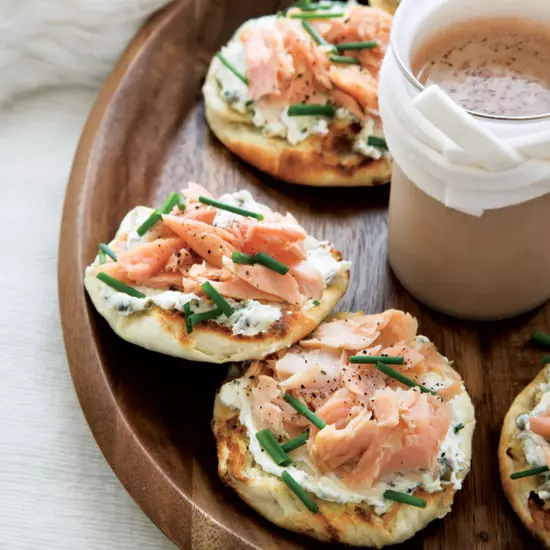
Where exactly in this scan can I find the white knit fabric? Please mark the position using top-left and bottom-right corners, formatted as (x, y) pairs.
(0, 1), (177, 548)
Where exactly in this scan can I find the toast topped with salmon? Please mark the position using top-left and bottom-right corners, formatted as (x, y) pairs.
(84, 183), (350, 363)
(499, 366), (550, 548)
(213, 310), (475, 546)
(203, 1), (393, 187)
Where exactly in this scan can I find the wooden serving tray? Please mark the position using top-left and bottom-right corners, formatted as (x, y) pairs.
(58, 1), (549, 548)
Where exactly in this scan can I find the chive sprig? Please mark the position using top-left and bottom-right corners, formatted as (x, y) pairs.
(198, 195), (264, 220)
(287, 104), (336, 117)
(201, 281), (234, 317)
(284, 393), (326, 430)
(367, 135), (388, 150)
(291, 11), (345, 19)
(187, 307), (224, 326)
(510, 465), (549, 480)
(99, 243), (117, 262)
(384, 490), (427, 508)
(301, 20), (336, 51)
(231, 251), (289, 276)
(281, 471), (318, 513)
(335, 41), (378, 51)
(281, 432), (309, 453)
(375, 362), (441, 398)
(256, 430), (291, 466)
(96, 273), (146, 299)
(136, 210), (163, 237)
(532, 330), (550, 347)
(350, 355), (405, 365)
(160, 192), (184, 214)
(215, 52), (249, 85)
(329, 55), (360, 65)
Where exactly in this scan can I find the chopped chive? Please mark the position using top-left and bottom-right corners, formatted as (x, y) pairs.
(375, 362), (441, 398)
(136, 210), (163, 237)
(288, 104), (336, 117)
(231, 251), (258, 265)
(532, 331), (550, 347)
(510, 465), (549, 480)
(159, 192), (182, 214)
(453, 423), (465, 434)
(256, 430), (291, 466)
(99, 243), (117, 262)
(299, 2), (334, 10)
(302, 20), (336, 51)
(312, 300), (321, 306)
(281, 432), (309, 453)
(384, 490), (426, 508)
(291, 11), (345, 19)
(367, 135), (388, 150)
(201, 281), (234, 317)
(281, 471), (318, 513)
(215, 52), (249, 85)
(335, 41), (378, 51)
(329, 55), (360, 65)
(254, 252), (289, 275)
(542, 356), (550, 364)
(350, 355), (405, 365)
(188, 307), (224, 326)
(183, 301), (193, 334)
(98, 248), (107, 264)
(284, 393), (326, 430)
(198, 196), (264, 220)
(96, 273), (146, 299)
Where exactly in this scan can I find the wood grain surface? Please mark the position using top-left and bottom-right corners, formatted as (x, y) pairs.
(59, 1), (550, 548)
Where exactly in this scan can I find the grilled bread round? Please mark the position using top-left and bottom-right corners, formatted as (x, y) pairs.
(84, 207), (349, 364)
(202, 26), (392, 188)
(499, 367), (550, 549)
(212, 316), (475, 546)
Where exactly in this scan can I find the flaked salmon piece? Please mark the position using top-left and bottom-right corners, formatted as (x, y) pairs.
(341, 363), (386, 404)
(437, 381), (463, 401)
(329, 65), (380, 115)
(95, 262), (134, 285)
(223, 257), (303, 305)
(530, 416), (550, 440)
(302, 310), (415, 350)
(380, 396), (452, 477)
(330, 89), (365, 119)
(181, 204), (217, 224)
(289, 261), (324, 301)
(252, 375), (284, 434)
(240, 24), (293, 100)
(117, 238), (185, 284)
(95, 262), (185, 290)
(375, 310), (418, 348)
(371, 387), (400, 427)
(163, 216), (235, 268)
(237, 221), (308, 265)
(400, 391), (431, 429)
(210, 277), (283, 302)
(187, 262), (232, 282)
(277, 18), (332, 95)
(415, 339), (457, 377)
(278, 348), (344, 392)
(315, 388), (356, 428)
(309, 411), (378, 473)
(165, 248), (195, 272)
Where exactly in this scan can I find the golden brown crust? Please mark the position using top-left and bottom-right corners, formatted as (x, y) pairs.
(499, 367), (550, 548)
(212, 316), (475, 546)
(202, 36), (392, 188)
(85, 207), (349, 364)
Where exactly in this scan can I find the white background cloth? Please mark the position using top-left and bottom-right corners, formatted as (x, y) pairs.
(0, 1), (177, 548)
(0, 88), (177, 550)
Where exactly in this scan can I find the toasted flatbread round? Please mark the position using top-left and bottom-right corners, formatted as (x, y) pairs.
(212, 315), (475, 546)
(85, 207), (349, 364)
(203, 28), (392, 187)
(499, 367), (550, 548)
(369, 0), (400, 14)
